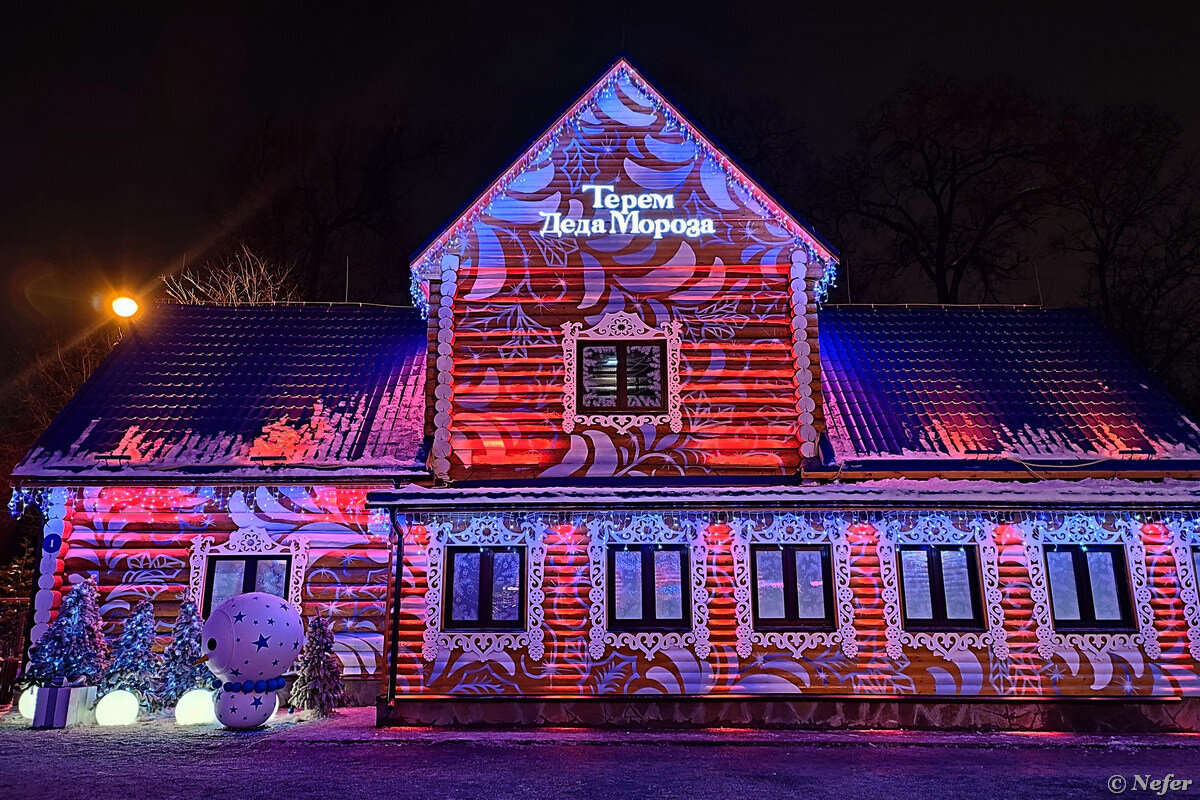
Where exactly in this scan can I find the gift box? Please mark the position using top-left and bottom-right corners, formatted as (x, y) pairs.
(32, 683), (97, 728)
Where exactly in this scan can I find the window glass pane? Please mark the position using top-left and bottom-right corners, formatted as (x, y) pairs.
(613, 550), (643, 620)
(794, 549), (827, 619)
(1086, 550), (1123, 621)
(899, 550), (933, 620)
(491, 551), (521, 622)
(654, 549), (684, 620)
(754, 549), (786, 619)
(626, 345), (663, 408)
(581, 345), (619, 408)
(1046, 550), (1081, 621)
(253, 559), (288, 598)
(939, 549), (975, 620)
(450, 551), (481, 622)
(210, 560), (245, 611)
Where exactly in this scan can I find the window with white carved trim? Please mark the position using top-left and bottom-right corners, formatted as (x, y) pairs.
(751, 544), (835, 631)
(203, 555), (291, 616)
(444, 546), (526, 631)
(607, 544), (689, 631)
(578, 341), (666, 412)
(896, 545), (984, 631)
(1044, 544), (1135, 631)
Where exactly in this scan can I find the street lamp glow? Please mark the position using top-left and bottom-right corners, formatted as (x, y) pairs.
(111, 296), (139, 318)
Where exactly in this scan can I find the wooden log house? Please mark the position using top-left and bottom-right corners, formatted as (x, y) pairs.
(13, 60), (1200, 728)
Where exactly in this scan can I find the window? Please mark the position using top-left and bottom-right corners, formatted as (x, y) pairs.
(444, 546), (526, 630)
(578, 340), (666, 412)
(896, 545), (984, 630)
(203, 555), (291, 615)
(607, 544), (689, 630)
(1044, 545), (1134, 630)
(750, 545), (835, 630)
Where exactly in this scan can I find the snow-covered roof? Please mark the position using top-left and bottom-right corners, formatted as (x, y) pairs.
(13, 303), (428, 481)
(368, 478), (1200, 512)
(819, 307), (1200, 463)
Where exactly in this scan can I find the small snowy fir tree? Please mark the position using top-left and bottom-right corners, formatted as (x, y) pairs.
(24, 575), (109, 687)
(289, 617), (348, 717)
(99, 600), (162, 708)
(158, 600), (209, 707)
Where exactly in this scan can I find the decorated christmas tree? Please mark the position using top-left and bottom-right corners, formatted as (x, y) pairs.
(23, 575), (109, 687)
(99, 600), (162, 708)
(288, 616), (347, 717)
(157, 600), (209, 707)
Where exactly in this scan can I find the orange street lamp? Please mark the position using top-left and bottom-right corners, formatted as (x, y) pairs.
(111, 296), (139, 318)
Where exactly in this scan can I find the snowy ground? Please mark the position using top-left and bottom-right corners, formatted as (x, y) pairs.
(2, 707), (1198, 799)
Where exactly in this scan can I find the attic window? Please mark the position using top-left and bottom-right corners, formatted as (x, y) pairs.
(561, 312), (683, 434)
(578, 341), (666, 412)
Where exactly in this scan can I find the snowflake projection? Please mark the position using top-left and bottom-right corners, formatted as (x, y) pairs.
(679, 189), (735, 248)
(560, 131), (619, 193)
(529, 231), (579, 268)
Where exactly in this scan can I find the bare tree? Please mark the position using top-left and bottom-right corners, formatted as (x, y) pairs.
(162, 244), (298, 305)
(832, 72), (1057, 303)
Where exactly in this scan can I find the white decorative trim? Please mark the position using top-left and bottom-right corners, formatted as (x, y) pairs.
(876, 516), (1009, 662)
(788, 249), (818, 459)
(188, 527), (309, 614)
(430, 253), (461, 482)
(1025, 514), (1160, 662)
(30, 487), (73, 650)
(561, 311), (683, 434)
(587, 513), (709, 660)
(1170, 518), (1200, 661)
(422, 515), (548, 662)
(729, 514), (857, 659)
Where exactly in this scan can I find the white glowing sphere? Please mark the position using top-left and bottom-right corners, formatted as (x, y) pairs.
(95, 689), (140, 726)
(111, 296), (139, 318)
(214, 688), (277, 729)
(17, 687), (37, 720)
(174, 688), (217, 726)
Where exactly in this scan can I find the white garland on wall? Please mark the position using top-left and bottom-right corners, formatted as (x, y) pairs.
(876, 515), (1009, 662)
(187, 526), (309, 614)
(586, 513), (709, 660)
(1170, 518), (1200, 660)
(561, 311), (683, 434)
(430, 252), (461, 482)
(1025, 514), (1160, 663)
(421, 514), (548, 662)
(728, 513), (857, 659)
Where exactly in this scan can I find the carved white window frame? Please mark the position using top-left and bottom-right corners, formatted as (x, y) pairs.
(1169, 518), (1200, 661)
(188, 526), (309, 615)
(561, 311), (683, 434)
(422, 515), (548, 662)
(876, 516), (1009, 662)
(587, 513), (709, 660)
(729, 514), (857, 659)
(1025, 514), (1160, 663)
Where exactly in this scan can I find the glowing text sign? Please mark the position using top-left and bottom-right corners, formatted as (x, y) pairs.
(538, 184), (715, 240)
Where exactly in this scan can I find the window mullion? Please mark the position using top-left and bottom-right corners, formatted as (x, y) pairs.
(242, 558), (257, 595)
(479, 549), (494, 626)
(1074, 548), (1097, 626)
(928, 548), (948, 626)
(781, 546), (800, 623)
(641, 546), (655, 624)
(616, 344), (628, 410)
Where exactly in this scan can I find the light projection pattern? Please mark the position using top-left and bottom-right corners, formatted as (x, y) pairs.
(386, 510), (1200, 699)
(421, 63), (831, 481)
(36, 484), (391, 678)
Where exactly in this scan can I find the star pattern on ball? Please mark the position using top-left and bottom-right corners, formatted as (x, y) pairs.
(251, 697), (264, 708)
(254, 634), (271, 650)
(233, 612), (245, 622)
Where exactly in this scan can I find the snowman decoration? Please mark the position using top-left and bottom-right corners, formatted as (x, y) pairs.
(201, 593), (304, 729)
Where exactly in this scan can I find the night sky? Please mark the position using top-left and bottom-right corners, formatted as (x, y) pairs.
(3, 1), (1198, 352)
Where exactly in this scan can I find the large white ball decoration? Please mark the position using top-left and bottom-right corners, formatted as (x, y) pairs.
(17, 687), (38, 720)
(174, 688), (217, 726)
(95, 690), (140, 726)
(201, 592), (304, 682)
(214, 687), (276, 729)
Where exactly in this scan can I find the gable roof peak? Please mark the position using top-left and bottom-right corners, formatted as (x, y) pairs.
(410, 56), (837, 315)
